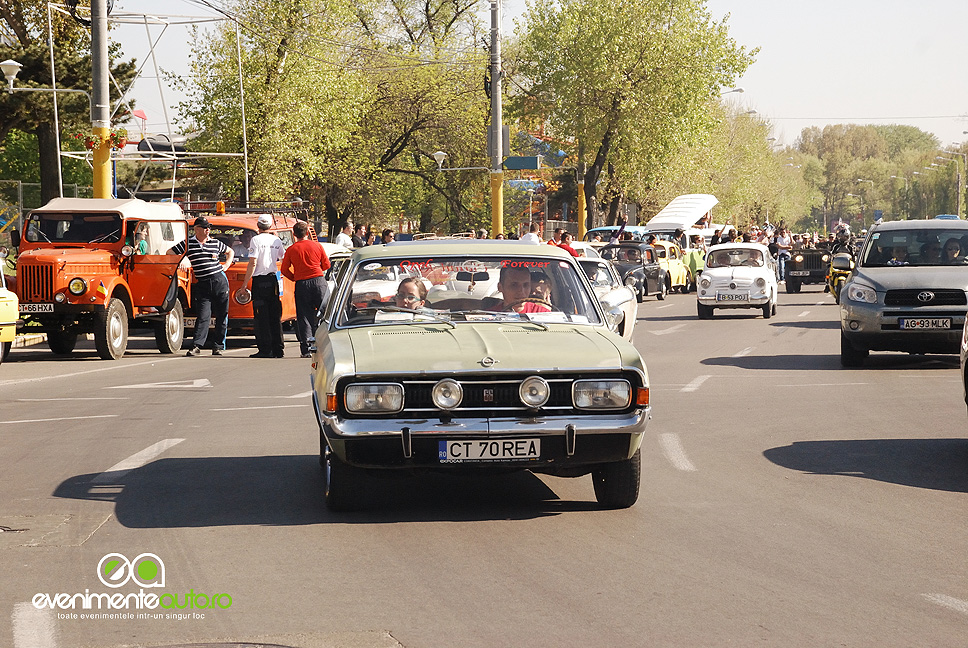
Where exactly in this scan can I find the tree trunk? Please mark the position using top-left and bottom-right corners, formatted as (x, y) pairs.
(36, 121), (61, 205)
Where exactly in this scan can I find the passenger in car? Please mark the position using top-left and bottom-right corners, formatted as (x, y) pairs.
(943, 238), (962, 263)
(394, 277), (427, 310)
(920, 241), (942, 264)
(529, 272), (553, 308)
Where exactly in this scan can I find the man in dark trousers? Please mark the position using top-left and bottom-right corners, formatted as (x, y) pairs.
(280, 221), (331, 358)
(241, 214), (287, 357)
(168, 216), (234, 356)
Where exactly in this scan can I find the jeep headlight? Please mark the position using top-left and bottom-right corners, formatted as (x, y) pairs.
(68, 277), (88, 295)
(845, 283), (876, 304)
(821, 254), (830, 262)
(794, 254), (804, 263)
(573, 380), (632, 409)
(344, 383), (404, 413)
(519, 376), (550, 408)
(432, 379), (463, 410)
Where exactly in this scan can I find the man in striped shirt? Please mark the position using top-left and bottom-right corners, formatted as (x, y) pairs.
(168, 216), (234, 356)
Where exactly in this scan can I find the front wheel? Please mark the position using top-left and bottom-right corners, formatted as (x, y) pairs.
(154, 300), (184, 354)
(840, 331), (869, 367)
(94, 297), (128, 360)
(697, 302), (714, 319)
(325, 449), (365, 512)
(656, 281), (667, 301)
(0, 341), (9, 363)
(47, 328), (77, 355)
(592, 448), (641, 509)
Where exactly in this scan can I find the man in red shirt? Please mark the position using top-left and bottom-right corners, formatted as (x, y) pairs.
(280, 221), (331, 358)
(557, 231), (580, 257)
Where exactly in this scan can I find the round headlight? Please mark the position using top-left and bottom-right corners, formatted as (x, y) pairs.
(519, 376), (550, 408)
(68, 278), (87, 295)
(700, 277), (711, 289)
(821, 254), (830, 262)
(432, 379), (463, 410)
(54, 292), (67, 303)
(120, 245), (135, 257)
(755, 277), (766, 288)
(794, 254), (804, 263)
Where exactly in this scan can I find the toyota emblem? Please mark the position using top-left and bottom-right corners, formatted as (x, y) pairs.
(917, 291), (935, 303)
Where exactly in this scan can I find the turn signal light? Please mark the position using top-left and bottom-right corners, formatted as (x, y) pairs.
(215, 200), (225, 214)
(636, 387), (649, 407)
(326, 393), (337, 413)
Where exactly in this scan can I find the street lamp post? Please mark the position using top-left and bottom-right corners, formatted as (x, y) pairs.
(940, 151), (966, 217)
(488, 0), (503, 237)
(890, 175), (909, 219)
(846, 192), (865, 226)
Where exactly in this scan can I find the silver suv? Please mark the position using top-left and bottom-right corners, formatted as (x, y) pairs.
(839, 219), (968, 367)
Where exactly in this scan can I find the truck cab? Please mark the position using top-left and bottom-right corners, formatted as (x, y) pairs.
(15, 198), (190, 359)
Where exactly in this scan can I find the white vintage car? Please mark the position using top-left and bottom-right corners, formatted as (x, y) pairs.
(696, 243), (778, 319)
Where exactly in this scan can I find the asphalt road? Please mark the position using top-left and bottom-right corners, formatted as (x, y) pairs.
(1, 285), (966, 648)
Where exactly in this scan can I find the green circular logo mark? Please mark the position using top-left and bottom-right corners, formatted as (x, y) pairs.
(137, 559), (158, 581)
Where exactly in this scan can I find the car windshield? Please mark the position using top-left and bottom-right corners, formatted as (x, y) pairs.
(24, 211), (123, 244)
(707, 248), (764, 268)
(210, 225), (259, 261)
(600, 245), (642, 262)
(337, 255), (602, 327)
(580, 259), (620, 290)
(861, 228), (968, 267)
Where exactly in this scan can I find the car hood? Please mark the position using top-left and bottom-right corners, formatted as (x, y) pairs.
(853, 266), (968, 291)
(344, 323), (630, 374)
(610, 261), (643, 275)
(19, 247), (120, 264)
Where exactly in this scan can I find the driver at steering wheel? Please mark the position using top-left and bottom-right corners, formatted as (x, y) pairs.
(490, 266), (551, 313)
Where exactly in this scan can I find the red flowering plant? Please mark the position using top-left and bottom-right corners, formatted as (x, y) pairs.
(70, 128), (128, 150)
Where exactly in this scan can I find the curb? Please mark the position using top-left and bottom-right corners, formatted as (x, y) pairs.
(12, 333), (47, 349)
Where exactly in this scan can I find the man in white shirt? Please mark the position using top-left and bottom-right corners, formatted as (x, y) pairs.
(520, 222), (542, 244)
(242, 214), (288, 357)
(334, 223), (354, 249)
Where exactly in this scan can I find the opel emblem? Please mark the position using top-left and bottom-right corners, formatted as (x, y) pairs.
(480, 356), (499, 368)
(917, 291), (935, 303)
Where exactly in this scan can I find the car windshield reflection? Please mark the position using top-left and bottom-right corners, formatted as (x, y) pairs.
(861, 228), (968, 267)
(337, 255), (602, 327)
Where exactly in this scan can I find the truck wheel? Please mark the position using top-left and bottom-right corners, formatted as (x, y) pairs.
(592, 448), (641, 509)
(325, 448), (365, 512)
(47, 329), (77, 355)
(94, 298), (128, 360)
(786, 279), (801, 293)
(154, 300), (184, 354)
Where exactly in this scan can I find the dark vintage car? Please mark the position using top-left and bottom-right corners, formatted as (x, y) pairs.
(598, 243), (666, 302)
(784, 246), (831, 293)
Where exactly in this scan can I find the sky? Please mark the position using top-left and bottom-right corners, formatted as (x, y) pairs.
(111, 0), (968, 149)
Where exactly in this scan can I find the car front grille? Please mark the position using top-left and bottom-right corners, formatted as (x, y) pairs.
(884, 289), (967, 307)
(19, 263), (53, 302)
(338, 372), (638, 418)
(793, 252), (827, 271)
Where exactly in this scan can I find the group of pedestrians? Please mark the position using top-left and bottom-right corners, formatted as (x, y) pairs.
(174, 216), (331, 359)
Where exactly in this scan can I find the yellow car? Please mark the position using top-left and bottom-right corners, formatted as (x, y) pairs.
(652, 240), (689, 293)
(0, 246), (18, 364)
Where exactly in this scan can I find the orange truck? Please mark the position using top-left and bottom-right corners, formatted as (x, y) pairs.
(14, 198), (190, 359)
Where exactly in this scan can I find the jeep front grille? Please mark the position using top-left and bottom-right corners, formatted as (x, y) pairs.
(799, 253), (825, 270)
(19, 264), (53, 301)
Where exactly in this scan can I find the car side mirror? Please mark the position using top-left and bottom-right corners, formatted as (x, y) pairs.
(10, 229), (20, 249)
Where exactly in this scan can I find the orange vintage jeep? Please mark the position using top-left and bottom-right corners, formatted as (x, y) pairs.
(15, 198), (190, 359)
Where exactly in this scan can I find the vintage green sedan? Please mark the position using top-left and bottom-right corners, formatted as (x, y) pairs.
(310, 240), (652, 511)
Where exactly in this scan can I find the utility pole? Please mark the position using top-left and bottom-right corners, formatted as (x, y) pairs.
(91, 0), (112, 198)
(488, 0), (503, 237)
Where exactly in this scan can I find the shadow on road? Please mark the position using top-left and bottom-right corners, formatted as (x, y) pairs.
(703, 353), (959, 371)
(769, 320), (840, 330)
(52, 455), (604, 526)
(764, 438), (968, 493)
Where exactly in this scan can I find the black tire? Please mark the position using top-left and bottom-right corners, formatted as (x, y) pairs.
(832, 278), (844, 305)
(154, 300), (184, 354)
(592, 448), (641, 509)
(840, 331), (868, 367)
(635, 282), (644, 303)
(47, 329), (77, 355)
(697, 302), (713, 319)
(1, 340), (11, 362)
(786, 279), (801, 294)
(656, 281), (666, 301)
(94, 297), (128, 360)
(325, 449), (365, 512)
(762, 300), (773, 319)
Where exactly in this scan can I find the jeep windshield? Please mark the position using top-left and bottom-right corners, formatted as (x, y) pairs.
(861, 228), (968, 267)
(336, 255), (602, 327)
(24, 211), (123, 244)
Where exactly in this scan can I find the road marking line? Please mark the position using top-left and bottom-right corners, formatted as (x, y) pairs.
(922, 593), (968, 615)
(106, 379), (211, 389)
(211, 404), (309, 411)
(680, 375), (710, 392)
(18, 397), (129, 402)
(656, 304), (674, 309)
(91, 438), (185, 484)
(732, 347), (754, 357)
(798, 310), (810, 317)
(0, 356), (185, 388)
(815, 301), (827, 306)
(0, 414), (118, 425)
(651, 323), (688, 335)
(245, 390), (313, 399)
(659, 433), (697, 472)
(12, 602), (57, 648)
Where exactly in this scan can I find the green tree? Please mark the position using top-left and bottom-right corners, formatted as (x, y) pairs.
(509, 0), (754, 226)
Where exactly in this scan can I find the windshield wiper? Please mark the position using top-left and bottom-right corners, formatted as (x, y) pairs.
(463, 309), (549, 331)
(379, 305), (456, 329)
(89, 229), (120, 244)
